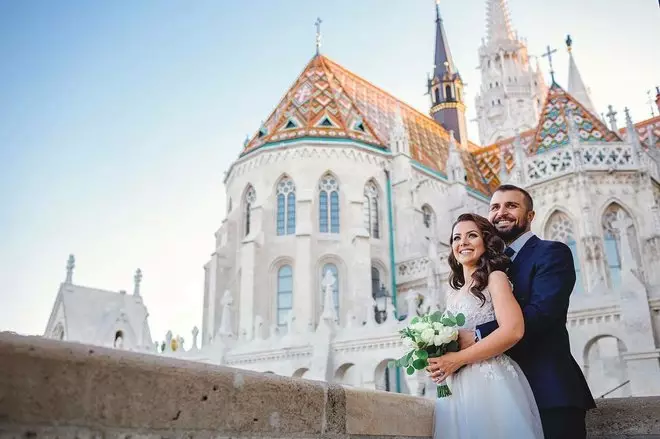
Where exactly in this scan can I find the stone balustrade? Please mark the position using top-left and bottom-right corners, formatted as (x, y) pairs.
(1, 332), (659, 438)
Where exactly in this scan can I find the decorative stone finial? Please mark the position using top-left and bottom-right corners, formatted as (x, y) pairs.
(65, 254), (75, 284)
(192, 326), (199, 350)
(565, 34), (573, 52)
(133, 268), (142, 296)
(314, 17), (322, 55)
(606, 105), (618, 132)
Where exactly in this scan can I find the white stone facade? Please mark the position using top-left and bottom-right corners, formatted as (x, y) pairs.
(41, 1), (660, 402)
(173, 124), (660, 399)
(43, 256), (155, 352)
(474, 0), (547, 145)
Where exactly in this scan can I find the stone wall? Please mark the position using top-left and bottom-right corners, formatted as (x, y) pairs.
(1, 333), (659, 439)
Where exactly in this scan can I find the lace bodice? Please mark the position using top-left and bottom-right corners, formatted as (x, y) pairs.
(445, 287), (520, 381)
(445, 288), (496, 329)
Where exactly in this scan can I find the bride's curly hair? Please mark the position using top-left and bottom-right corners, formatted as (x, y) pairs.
(448, 213), (510, 306)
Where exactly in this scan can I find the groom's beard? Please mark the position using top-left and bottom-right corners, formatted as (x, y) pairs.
(493, 217), (529, 243)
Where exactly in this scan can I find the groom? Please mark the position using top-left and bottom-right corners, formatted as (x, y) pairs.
(430, 184), (595, 439)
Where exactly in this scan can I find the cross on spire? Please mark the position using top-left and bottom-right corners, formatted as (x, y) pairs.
(541, 45), (558, 84)
(315, 17), (322, 55)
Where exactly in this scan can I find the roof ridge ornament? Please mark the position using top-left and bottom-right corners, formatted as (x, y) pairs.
(541, 44), (558, 85)
(315, 17), (322, 55)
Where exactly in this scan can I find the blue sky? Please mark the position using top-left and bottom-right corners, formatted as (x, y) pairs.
(1, 0), (658, 346)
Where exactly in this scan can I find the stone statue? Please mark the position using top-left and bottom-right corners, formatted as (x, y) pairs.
(219, 290), (234, 335)
(320, 269), (338, 322)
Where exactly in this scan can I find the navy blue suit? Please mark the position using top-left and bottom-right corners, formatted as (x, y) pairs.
(477, 235), (595, 437)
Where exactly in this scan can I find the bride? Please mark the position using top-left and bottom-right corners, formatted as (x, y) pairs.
(427, 213), (543, 438)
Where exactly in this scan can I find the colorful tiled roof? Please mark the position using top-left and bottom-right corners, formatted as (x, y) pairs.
(533, 83), (620, 154)
(243, 54), (492, 195)
(621, 115), (660, 149)
(469, 129), (536, 187)
(471, 83), (621, 184)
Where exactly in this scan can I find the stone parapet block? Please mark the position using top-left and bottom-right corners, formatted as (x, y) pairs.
(1, 333), (659, 438)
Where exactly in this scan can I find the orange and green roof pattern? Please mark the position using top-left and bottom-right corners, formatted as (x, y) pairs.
(621, 115), (660, 149)
(472, 83), (621, 184)
(533, 83), (619, 154)
(242, 54), (492, 195)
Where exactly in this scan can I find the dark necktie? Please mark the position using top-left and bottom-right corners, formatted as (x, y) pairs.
(505, 247), (515, 258)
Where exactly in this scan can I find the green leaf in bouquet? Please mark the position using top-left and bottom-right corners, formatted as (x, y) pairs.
(415, 349), (428, 360)
(406, 366), (415, 375)
(455, 313), (466, 327)
(446, 310), (455, 320)
(429, 311), (443, 323)
(412, 358), (427, 370)
(410, 316), (420, 325)
(402, 351), (414, 367)
(441, 317), (455, 326)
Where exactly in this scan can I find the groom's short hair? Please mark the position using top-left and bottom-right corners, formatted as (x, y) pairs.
(494, 184), (534, 211)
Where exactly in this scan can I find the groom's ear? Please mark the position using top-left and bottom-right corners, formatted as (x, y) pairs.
(527, 210), (536, 223)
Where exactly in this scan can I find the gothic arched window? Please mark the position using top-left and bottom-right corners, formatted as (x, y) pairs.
(545, 211), (583, 293)
(371, 266), (381, 299)
(244, 185), (256, 237)
(321, 263), (340, 319)
(602, 204), (640, 289)
(276, 177), (296, 236)
(363, 181), (380, 238)
(276, 265), (293, 328)
(445, 85), (453, 100)
(319, 173), (340, 233)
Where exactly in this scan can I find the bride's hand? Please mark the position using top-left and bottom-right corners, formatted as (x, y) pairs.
(427, 352), (466, 383)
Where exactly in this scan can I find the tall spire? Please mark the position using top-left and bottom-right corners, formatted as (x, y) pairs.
(433, 0), (456, 80)
(428, 1), (467, 145)
(566, 35), (597, 116)
(485, 0), (515, 44)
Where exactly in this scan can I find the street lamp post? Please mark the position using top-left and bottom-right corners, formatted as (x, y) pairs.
(373, 284), (389, 324)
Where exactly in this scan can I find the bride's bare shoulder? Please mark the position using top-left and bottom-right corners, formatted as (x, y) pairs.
(487, 270), (513, 294)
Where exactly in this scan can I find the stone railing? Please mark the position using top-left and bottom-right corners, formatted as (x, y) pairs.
(1, 332), (659, 438)
(526, 141), (644, 183)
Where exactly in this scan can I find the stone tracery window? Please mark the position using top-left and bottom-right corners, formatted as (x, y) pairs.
(363, 181), (380, 238)
(276, 177), (296, 236)
(545, 211), (583, 293)
(602, 204), (640, 289)
(319, 174), (339, 233)
(276, 265), (293, 328)
(244, 185), (256, 237)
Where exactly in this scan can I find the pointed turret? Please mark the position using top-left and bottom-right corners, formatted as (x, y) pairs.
(485, 0), (515, 44)
(428, 1), (468, 146)
(474, 0), (545, 144)
(566, 35), (597, 116)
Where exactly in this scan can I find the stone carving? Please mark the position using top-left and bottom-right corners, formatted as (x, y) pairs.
(219, 290), (234, 336)
(320, 269), (338, 323)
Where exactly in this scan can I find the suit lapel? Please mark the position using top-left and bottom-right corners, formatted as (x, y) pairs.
(509, 235), (539, 302)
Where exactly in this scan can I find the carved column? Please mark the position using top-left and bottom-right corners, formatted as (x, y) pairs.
(612, 212), (660, 396)
(349, 199), (372, 310)
(238, 206), (262, 340)
(293, 189), (313, 332)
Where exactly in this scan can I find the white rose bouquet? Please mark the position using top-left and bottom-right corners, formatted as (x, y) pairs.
(389, 310), (465, 398)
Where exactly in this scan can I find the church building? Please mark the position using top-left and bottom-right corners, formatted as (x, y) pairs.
(44, 0), (660, 399)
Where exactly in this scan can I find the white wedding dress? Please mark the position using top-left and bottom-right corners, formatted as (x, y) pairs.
(433, 288), (544, 439)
